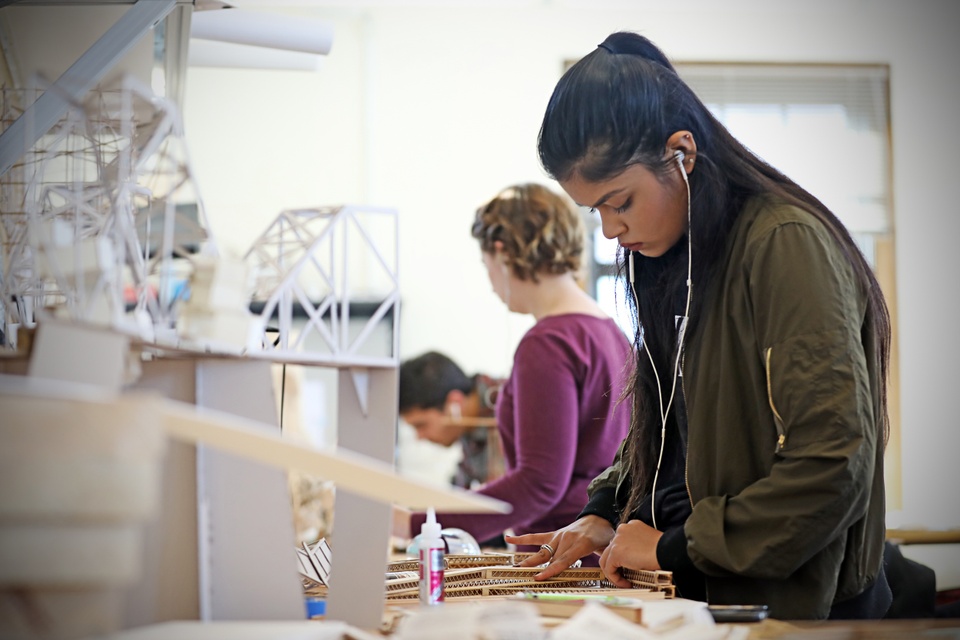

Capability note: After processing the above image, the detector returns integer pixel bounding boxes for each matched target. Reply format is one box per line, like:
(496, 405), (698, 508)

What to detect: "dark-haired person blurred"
(399, 350), (503, 490)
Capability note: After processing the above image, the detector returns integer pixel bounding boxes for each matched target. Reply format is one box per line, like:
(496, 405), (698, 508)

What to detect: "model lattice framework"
(0, 74), (399, 367)
(296, 540), (675, 602)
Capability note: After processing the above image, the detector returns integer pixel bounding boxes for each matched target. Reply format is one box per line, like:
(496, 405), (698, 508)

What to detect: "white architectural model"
(1, 76), (400, 371)
(0, 62), (411, 637)
(0, 3), (438, 633)
(0, 74), (214, 348)
(177, 252), (258, 353)
(245, 204), (401, 369)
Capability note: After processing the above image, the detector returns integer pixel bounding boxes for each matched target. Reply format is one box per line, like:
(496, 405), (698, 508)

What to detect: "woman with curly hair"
(398, 183), (633, 563)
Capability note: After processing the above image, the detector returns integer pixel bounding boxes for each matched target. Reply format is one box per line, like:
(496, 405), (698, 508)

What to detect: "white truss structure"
(1, 4), (406, 629)
(0, 74), (216, 348)
(244, 205), (400, 368)
(0, 72), (401, 371)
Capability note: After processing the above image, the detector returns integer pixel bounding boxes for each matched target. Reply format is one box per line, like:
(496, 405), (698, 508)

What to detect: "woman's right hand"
(504, 515), (616, 580)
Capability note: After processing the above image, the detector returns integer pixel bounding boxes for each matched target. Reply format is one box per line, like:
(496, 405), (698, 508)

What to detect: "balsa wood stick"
(0, 375), (510, 514)
(150, 394), (510, 513)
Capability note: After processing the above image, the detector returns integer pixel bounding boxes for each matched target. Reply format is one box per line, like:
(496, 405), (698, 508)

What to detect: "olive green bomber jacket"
(587, 196), (886, 619)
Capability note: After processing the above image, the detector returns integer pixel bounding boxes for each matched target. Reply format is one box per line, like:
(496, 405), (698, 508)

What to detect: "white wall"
(181, 0), (960, 582)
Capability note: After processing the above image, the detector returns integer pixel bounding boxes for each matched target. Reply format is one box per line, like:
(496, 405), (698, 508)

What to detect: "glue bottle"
(418, 507), (445, 605)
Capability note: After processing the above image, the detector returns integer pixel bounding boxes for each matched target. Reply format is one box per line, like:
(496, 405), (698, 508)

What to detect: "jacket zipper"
(680, 351), (694, 508)
(765, 347), (786, 452)
(680, 349), (703, 602)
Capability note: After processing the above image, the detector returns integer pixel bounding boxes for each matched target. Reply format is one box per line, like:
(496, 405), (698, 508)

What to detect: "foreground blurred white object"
(96, 620), (380, 640)
(552, 599), (735, 640)
(0, 384), (167, 640)
(395, 600), (546, 640)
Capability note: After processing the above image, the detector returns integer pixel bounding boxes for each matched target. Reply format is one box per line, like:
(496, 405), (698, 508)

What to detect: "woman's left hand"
(598, 519), (663, 588)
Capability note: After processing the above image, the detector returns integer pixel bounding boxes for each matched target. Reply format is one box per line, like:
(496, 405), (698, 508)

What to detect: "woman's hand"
(504, 515), (616, 580)
(598, 519), (663, 587)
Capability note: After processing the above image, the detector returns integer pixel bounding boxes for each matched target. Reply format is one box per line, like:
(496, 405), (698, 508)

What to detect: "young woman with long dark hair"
(507, 32), (892, 620)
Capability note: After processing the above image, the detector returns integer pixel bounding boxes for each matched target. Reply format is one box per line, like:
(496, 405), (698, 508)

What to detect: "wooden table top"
(743, 617), (960, 639)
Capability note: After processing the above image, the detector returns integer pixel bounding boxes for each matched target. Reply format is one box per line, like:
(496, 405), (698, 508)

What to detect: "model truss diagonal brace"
(0, 0), (177, 177)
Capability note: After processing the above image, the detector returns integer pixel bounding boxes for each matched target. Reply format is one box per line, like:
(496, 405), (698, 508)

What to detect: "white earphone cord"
(629, 150), (692, 532)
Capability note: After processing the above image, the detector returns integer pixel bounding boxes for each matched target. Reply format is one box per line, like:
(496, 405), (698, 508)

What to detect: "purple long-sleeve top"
(410, 314), (633, 550)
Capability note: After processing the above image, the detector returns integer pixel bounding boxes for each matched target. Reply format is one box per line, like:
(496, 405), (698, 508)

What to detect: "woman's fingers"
(504, 531), (551, 546)
(533, 542), (580, 580)
(506, 517), (617, 577)
(598, 542), (632, 588)
(505, 531), (554, 567)
(530, 531), (592, 579)
(597, 521), (661, 588)
(506, 531), (577, 574)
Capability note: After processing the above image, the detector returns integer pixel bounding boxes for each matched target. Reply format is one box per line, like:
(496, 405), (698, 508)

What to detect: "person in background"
(508, 31), (892, 620)
(398, 350), (503, 490)
(395, 182), (634, 565)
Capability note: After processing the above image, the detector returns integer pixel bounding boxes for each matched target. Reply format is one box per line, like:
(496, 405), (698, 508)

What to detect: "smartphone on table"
(707, 604), (769, 622)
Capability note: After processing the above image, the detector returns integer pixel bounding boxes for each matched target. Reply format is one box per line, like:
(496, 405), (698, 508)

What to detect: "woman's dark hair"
(538, 31), (891, 517)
